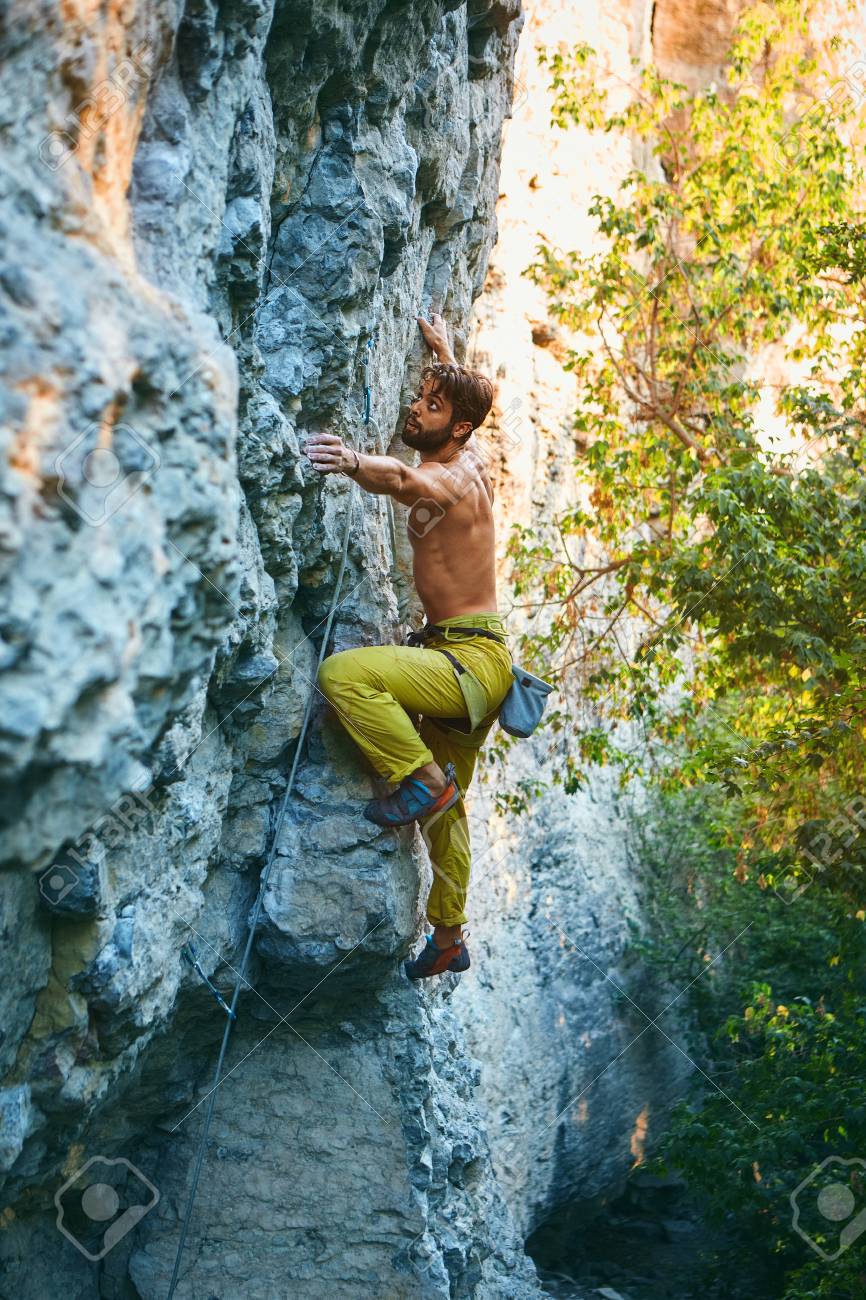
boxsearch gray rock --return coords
[0,0,539,1294]
[0,1085,43,1175]
[36,850,103,918]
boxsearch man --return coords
[304,314,512,979]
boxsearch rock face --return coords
[0,1,539,1295]
[0,0,790,1295]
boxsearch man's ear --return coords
[453,422,473,444]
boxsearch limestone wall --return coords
[0,2,540,1295]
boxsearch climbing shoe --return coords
[404,932,471,980]
[363,762,459,828]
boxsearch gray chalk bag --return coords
[498,665,555,738]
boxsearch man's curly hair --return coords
[421,363,494,440]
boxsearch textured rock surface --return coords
[0,1,538,1295]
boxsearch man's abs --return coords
[409,487,498,623]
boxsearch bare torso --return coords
[409,448,498,624]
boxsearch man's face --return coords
[402,378,462,451]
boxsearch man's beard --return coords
[401,415,454,451]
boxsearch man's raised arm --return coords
[416,311,456,365]
[303,312,469,504]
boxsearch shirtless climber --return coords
[304,314,512,980]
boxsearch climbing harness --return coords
[165,339,373,1299]
[407,622,555,739]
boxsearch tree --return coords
[514,0,866,910]
[514,6,866,1293]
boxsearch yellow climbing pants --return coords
[317,612,513,927]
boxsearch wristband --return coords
[344,447,360,476]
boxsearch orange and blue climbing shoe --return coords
[404,932,471,980]
[363,762,459,828]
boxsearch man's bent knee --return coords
[318,650,354,700]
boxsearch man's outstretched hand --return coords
[417,311,456,365]
[304,432,351,474]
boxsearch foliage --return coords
[516,5,866,1295]
[512,0,866,908]
[630,783,866,1298]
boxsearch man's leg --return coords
[317,644,469,786]
[417,717,490,945]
